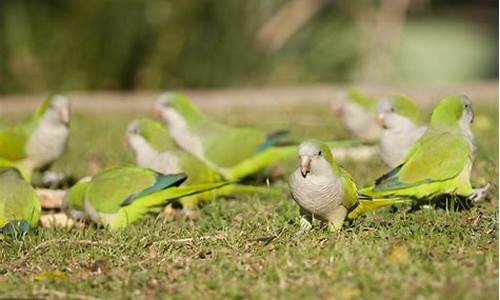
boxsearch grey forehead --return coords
[50,95,69,107]
[460,95,472,106]
[127,120,140,132]
[377,98,393,112]
[298,140,321,155]
[156,93,173,106]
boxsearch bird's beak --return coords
[153,103,163,119]
[331,102,344,117]
[123,133,129,145]
[300,156,312,178]
[375,113,385,125]
[59,108,70,125]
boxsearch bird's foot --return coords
[327,223,343,233]
[293,216,313,238]
[469,183,491,203]
[182,208,201,220]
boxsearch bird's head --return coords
[154,92,203,128]
[125,118,173,152]
[38,95,71,127]
[297,140,334,179]
[430,95,474,128]
[124,120,141,148]
[376,95,420,129]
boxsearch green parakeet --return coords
[154,92,298,180]
[0,167,41,233]
[125,118,281,209]
[376,95,427,168]
[67,165,230,230]
[288,140,410,233]
[0,95,70,176]
[363,95,489,202]
[331,88,382,143]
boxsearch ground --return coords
[0,94,498,300]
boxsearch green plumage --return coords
[79,165,231,229]
[0,167,40,232]
[0,97,51,161]
[391,95,421,123]
[162,93,292,178]
[132,119,282,208]
[363,95,474,199]
[346,88,378,111]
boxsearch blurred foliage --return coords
[0,0,497,94]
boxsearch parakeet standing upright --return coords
[65,165,230,230]
[331,88,382,143]
[125,118,281,209]
[376,95,427,168]
[0,95,70,176]
[288,140,410,233]
[0,167,41,233]
[363,95,489,202]
[154,92,297,180]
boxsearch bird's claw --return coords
[469,183,491,203]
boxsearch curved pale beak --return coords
[59,108,70,125]
[300,156,312,178]
[153,103,163,119]
[375,113,385,125]
[331,102,344,117]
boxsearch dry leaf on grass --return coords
[388,243,410,266]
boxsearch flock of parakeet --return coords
[0,90,490,234]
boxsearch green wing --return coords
[200,121,268,168]
[0,124,31,161]
[85,166,159,214]
[178,152,222,184]
[0,167,40,230]
[373,129,470,192]
[121,173,187,206]
[223,145,297,180]
[110,180,232,230]
[339,168,359,210]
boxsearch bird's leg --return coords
[469,183,491,203]
[326,206,348,233]
[295,208,313,237]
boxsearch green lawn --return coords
[0,100,498,299]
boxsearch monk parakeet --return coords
[363,95,489,202]
[376,95,427,168]
[124,118,281,209]
[154,92,300,180]
[331,88,382,143]
[288,140,410,233]
[65,165,230,230]
[0,95,70,176]
[0,167,41,233]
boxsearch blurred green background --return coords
[0,0,497,94]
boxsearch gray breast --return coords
[289,170,343,219]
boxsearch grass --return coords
[0,99,498,299]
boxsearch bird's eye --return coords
[464,104,469,108]
[318,151,322,156]
[390,107,395,112]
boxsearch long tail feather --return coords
[347,196,413,220]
